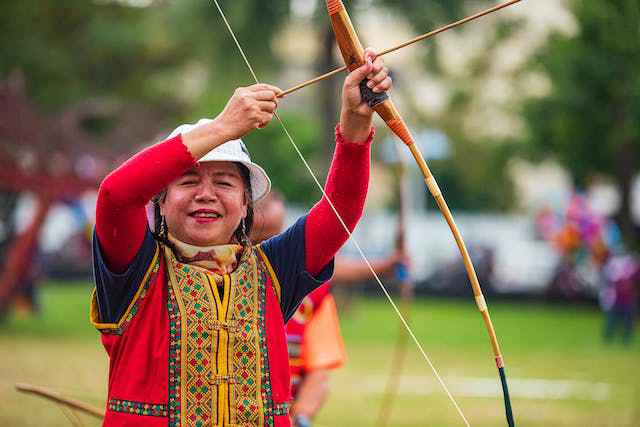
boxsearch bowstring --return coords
[210,1,470,425]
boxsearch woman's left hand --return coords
[340,48,392,142]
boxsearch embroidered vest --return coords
[91,243,292,427]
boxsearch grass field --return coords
[0,282,638,426]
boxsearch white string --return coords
[210,1,471,425]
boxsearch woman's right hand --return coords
[214,83,281,141]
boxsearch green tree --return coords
[523,1,640,243]
[0,1,290,108]
[0,1,327,204]
[373,0,518,211]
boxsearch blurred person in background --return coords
[252,191,408,427]
[542,192,614,300]
[600,253,639,345]
[90,50,392,426]
[13,248,43,317]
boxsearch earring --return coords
[240,218,249,245]
[160,216,168,239]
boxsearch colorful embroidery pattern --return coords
[165,245,282,426]
[92,246,160,335]
[230,250,263,425]
[167,274,182,427]
[113,270,160,335]
[108,398,168,417]
[266,402,291,417]
[256,257,276,426]
[170,258,216,427]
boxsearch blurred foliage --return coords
[0,0,511,208]
[374,0,519,211]
[522,0,640,239]
[21,0,638,215]
[244,112,321,204]
[0,0,324,202]
[428,140,516,211]
[376,0,466,75]
[0,1,288,108]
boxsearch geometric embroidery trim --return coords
[169,255,216,427]
[165,245,282,426]
[108,398,168,417]
[167,267,182,427]
[256,255,276,426]
[265,402,290,416]
[97,247,161,336]
[230,248,263,425]
[113,268,160,335]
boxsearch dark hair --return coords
[151,190,169,245]
[151,162,254,247]
[234,162,254,245]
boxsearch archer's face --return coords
[161,161,247,246]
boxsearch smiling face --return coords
[161,161,248,246]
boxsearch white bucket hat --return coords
[168,118,271,201]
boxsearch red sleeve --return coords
[95,135,196,272]
[305,124,373,275]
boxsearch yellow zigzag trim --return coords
[89,244,160,331]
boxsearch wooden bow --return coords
[210,0,515,424]
[325,1,515,425]
[16,383,105,425]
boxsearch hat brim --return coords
[199,156,271,202]
[240,161,271,202]
[167,118,270,202]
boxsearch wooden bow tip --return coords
[326,0,344,16]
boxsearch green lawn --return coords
[0,282,638,426]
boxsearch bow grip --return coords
[359,78,389,108]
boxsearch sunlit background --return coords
[1,1,639,426]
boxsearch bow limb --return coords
[375,148,414,427]
[325,1,515,426]
[15,383,105,420]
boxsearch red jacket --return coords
[91,244,292,426]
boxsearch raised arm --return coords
[305,49,391,275]
[96,84,280,272]
[95,136,196,272]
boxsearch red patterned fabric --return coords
[99,258,170,426]
[286,283,345,397]
[93,123,373,426]
[93,246,292,426]
[264,271,293,427]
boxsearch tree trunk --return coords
[0,192,19,257]
[0,194,52,318]
[614,139,638,248]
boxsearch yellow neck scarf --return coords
[167,233,243,275]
